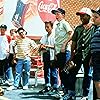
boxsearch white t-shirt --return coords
[0,35,9,60]
[40,33,55,61]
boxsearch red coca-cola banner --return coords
[10,0,60,36]
[37,0,58,22]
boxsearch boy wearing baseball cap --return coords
[91,8,100,100]
[67,7,95,100]
[51,8,74,99]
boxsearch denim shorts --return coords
[92,52,100,81]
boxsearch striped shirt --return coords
[91,26,100,53]
[13,37,38,59]
[72,24,95,60]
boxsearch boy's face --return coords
[79,14,90,25]
[0,28,6,35]
[92,13,100,26]
[18,30,26,38]
[10,29,16,36]
[45,23,52,34]
[55,12,64,21]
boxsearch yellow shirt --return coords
[14,37,37,59]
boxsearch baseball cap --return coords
[0,24,7,30]
[91,7,100,15]
[76,7,92,16]
[51,8,65,15]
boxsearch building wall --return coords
[61,0,100,29]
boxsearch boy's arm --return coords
[45,44,54,49]
[61,31,73,52]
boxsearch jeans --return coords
[7,53,16,81]
[6,67,14,82]
[44,60,58,89]
[14,57,31,87]
[66,50,71,62]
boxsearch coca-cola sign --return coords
[37,0,58,22]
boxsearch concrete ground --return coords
[0,78,93,100]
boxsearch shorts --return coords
[92,52,100,81]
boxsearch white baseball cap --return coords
[76,7,92,16]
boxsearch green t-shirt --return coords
[55,19,73,54]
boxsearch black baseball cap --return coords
[51,8,65,15]
[0,24,7,30]
[91,8,100,15]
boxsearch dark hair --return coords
[44,21,53,27]
[17,27,27,35]
[0,24,7,30]
[10,29,16,33]
[17,27,25,33]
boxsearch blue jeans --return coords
[44,60,58,89]
[6,67,14,82]
[66,50,71,62]
[14,57,31,87]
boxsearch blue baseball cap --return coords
[91,7,100,15]
[51,8,65,15]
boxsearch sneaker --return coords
[7,86,17,91]
[48,88,62,98]
[38,86,51,94]
[48,88,58,95]
[23,86,28,90]
[63,93,75,100]
[81,96,88,100]
[4,80,13,86]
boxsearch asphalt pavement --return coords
[0,78,93,100]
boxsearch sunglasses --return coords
[19,31,27,35]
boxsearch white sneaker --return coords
[81,96,88,100]
[4,80,13,86]
[7,86,17,91]
[23,86,28,90]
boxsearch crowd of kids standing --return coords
[0,7,100,100]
